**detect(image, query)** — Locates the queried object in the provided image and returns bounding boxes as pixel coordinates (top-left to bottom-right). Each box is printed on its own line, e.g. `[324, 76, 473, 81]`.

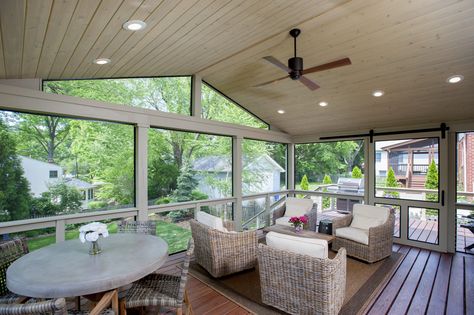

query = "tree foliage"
[425, 160, 438, 201]
[351, 166, 363, 178]
[385, 167, 400, 198]
[322, 175, 332, 209]
[300, 175, 309, 191]
[0, 121, 31, 221]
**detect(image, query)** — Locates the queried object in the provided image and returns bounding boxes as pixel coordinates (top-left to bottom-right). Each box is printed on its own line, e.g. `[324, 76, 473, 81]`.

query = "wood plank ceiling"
[0, 0, 473, 136]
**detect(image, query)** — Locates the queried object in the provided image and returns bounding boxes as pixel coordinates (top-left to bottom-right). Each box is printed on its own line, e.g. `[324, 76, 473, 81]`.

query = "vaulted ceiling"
[0, 0, 473, 135]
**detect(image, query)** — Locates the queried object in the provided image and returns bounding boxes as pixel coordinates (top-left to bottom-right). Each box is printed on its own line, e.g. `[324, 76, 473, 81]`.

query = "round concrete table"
[7, 233, 168, 298]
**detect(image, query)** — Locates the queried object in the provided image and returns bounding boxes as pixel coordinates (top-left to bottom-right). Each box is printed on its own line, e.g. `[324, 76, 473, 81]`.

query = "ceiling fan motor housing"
[288, 57, 303, 79]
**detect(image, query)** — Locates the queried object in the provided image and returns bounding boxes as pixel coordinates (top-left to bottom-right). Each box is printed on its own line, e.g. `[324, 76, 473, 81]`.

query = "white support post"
[287, 143, 295, 197]
[233, 136, 243, 231]
[194, 203, 201, 218]
[136, 124, 149, 221]
[447, 131, 457, 253]
[191, 75, 202, 117]
[265, 194, 271, 226]
[56, 220, 65, 242]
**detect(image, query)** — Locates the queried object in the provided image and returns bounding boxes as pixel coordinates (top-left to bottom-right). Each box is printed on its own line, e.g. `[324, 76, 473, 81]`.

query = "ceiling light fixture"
[446, 75, 464, 84]
[372, 90, 384, 97]
[123, 20, 147, 31]
[319, 101, 328, 107]
[277, 110, 285, 114]
[93, 58, 111, 65]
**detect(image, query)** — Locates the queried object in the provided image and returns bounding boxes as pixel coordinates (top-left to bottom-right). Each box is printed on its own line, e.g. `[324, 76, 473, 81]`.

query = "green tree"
[425, 160, 438, 202]
[300, 175, 309, 191]
[385, 167, 400, 198]
[322, 175, 332, 209]
[351, 166, 363, 178]
[173, 162, 199, 203]
[43, 182, 83, 213]
[0, 121, 31, 221]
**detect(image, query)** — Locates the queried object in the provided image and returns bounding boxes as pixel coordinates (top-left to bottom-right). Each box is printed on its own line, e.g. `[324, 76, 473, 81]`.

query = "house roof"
[19, 156, 61, 168]
[381, 138, 438, 151]
[64, 178, 96, 190]
[0, 1, 473, 136]
[193, 155, 285, 173]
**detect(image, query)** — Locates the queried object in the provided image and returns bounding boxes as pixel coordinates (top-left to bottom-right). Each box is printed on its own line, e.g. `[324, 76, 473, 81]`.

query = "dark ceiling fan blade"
[263, 56, 291, 73]
[253, 75, 290, 88]
[302, 57, 351, 75]
[298, 76, 320, 91]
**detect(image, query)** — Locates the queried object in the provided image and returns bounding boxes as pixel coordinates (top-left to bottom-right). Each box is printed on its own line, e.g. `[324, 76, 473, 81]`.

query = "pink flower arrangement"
[288, 215, 308, 231]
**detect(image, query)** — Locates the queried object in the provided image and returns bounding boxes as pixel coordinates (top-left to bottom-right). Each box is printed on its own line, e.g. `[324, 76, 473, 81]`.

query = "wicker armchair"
[257, 244, 346, 315]
[272, 197, 318, 231]
[190, 219, 258, 278]
[120, 239, 194, 315]
[0, 289, 118, 315]
[332, 204, 395, 263]
[117, 220, 156, 235]
[0, 238, 29, 304]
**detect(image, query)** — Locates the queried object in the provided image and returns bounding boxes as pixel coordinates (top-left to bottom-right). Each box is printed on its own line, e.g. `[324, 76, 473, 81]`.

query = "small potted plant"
[79, 222, 109, 255]
[288, 215, 308, 233]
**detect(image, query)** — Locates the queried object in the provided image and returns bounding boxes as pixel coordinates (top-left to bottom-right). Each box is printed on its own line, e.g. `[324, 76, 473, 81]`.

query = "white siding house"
[19, 156, 63, 197]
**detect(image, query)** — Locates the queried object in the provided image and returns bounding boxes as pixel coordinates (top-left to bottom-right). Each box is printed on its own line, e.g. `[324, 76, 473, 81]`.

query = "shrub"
[384, 167, 400, 198]
[351, 166, 363, 178]
[87, 200, 108, 209]
[300, 175, 309, 191]
[425, 160, 438, 202]
[322, 175, 332, 209]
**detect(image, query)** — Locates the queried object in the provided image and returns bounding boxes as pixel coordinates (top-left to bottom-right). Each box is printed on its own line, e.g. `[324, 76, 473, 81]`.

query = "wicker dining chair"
[0, 238, 29, 304]
[0, 289, 118, 315]
[116, 220, 157, 235]
[119, 239, 194, 315]
[257, 244, 346, 315]
[189, 219, 258, 278]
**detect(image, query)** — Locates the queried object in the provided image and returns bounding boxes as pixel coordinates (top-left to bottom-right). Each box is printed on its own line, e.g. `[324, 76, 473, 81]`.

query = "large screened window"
[375, 138, 439, 202]
[295, 140, 365, 211]
[0, 110, 134, 223]
[44, 77, 191, 115]
[201, 82, 268, 129]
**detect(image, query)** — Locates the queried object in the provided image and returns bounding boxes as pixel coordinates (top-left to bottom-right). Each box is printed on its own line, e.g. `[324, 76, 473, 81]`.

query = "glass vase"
[89, 239, 102, 255]
[294, 225, 303, 233]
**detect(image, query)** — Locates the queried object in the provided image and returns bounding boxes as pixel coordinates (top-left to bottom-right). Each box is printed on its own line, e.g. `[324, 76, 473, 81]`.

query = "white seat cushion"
[284, 197, 314, 217]
[336, 226, 369, 245]
[266, 232, 328, 259]
[350, 204, 390, 230]
[275, 216, 293, 227]
[196, 211, 227, 232]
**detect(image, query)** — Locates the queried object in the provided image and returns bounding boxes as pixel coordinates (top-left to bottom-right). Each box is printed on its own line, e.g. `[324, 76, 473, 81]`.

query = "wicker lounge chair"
[120, 239, 194, 315]
[190, 219, 258, 278]
[0, 238, 29, 304]
[332, 204, 395, 263]
[272, 197, 318, 231]
[0, 289, 118, 315]
[117, 220, 156, 235]
[257, 243, 346, 315]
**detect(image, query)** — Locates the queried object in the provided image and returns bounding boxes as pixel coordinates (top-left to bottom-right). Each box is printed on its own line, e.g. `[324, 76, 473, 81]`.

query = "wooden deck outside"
[158, 245, 473, 315]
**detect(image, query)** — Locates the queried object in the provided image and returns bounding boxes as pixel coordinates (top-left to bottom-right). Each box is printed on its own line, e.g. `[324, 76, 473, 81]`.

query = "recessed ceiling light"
[372, 90, 384, 97]
[123, 20, 147, 31]
[277, 109, 285, 114]
[319, 101, 328, 107]
[446, 75, 464, 84]
[93, 58, 111, 65]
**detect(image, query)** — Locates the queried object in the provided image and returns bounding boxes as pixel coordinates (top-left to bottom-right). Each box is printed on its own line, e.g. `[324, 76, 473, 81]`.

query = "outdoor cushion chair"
[0, 289, 118, 315]
[272, 197, 318, 231]
[117, 220, 157, 235]
[257, 243, 346, 315]
[119, 239, 194, 315]
[190, 213, 258, 278]
[0, 238, 29, 304]
[332, 204, 395, 263]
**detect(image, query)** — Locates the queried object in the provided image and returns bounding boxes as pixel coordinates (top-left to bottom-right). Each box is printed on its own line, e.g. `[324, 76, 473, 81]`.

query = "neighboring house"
[457, 133, 474, 193]
[20, 156, 98, 208]
[375, 139, 438, 188]
[193, 154, 285, 199]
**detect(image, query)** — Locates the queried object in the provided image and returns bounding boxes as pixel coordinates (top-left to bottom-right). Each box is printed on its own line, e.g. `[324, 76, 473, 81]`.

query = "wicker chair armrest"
[307, 206, 318, 231]
[332, 214, 353, 235]
[0, 298, 66, 315]
[223, 220, 235, 231]
[368, 213, 395, 243]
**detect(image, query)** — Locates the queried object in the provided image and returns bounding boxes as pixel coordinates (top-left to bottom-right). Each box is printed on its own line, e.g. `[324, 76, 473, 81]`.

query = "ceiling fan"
[255, 28, 352, 91]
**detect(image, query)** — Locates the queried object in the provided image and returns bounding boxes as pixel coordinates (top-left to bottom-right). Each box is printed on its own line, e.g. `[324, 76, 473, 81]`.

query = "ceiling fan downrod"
[288, 28, 303, 80]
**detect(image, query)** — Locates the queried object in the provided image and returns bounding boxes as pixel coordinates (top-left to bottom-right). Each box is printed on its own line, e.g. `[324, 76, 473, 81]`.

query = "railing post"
[287, 143, 295, 197]
[265, 194, 271, 227]
[233, 136, 243, 231]
[56, 220, 65, 243]
[194, 203, 201, 218]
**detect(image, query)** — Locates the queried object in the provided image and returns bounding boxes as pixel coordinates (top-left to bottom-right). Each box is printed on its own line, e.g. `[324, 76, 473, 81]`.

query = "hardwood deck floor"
[159, 245, 473, 315]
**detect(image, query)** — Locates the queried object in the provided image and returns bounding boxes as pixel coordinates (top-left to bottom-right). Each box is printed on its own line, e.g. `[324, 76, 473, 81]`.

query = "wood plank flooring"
[158, 245, 473, 315]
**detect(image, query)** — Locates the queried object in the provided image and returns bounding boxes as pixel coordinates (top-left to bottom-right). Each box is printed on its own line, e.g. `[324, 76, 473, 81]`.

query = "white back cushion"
[285, 197, 314, 217]
[350, 204, 390, 230]
[266, 231, 328, 259]
[275, 216, 293, 227]
[196, 211, 226, 232]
